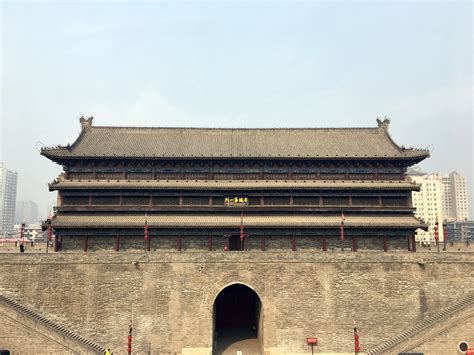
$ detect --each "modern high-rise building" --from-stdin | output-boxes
[16,201,39,224]
[444,220,473,242]
[408,170,445,243]
[441,176,453,220]
[442,172,469,221]
[0,162,18,233]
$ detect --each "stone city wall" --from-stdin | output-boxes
[0,252,473,354]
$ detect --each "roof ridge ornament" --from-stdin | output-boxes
[376,117,390,131]
[80,115,94,130]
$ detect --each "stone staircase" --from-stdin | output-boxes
[0,294,105,354]
[367,292,474,354]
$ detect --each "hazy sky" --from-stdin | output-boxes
[1,1,473,219]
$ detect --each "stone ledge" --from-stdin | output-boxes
[0,251,472,265]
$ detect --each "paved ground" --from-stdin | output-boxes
[215,328,261,355]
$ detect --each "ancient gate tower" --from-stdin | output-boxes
[35,117,440,354]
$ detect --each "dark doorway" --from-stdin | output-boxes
[213,284,262,354]
[228,235,242,251]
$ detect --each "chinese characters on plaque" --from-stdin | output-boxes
[224,197,249,207]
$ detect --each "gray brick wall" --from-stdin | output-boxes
[0,253,473,354]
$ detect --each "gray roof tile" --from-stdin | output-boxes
[41,123,429,160]
[50,178,420,191]
[52,214,424,229]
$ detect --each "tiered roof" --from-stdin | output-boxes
[50,178,420,191]
[41,118,429,161]
[52,214,425,229]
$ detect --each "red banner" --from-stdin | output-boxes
[144,222,149,241]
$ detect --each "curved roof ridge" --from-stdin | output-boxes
[89,125,380,131]
[381,127,404,153]
[69,127,87,151]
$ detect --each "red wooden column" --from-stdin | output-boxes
[383,235,388,252]
[352,235,357,252]
[407,235,411,251]
[83,235,88,252]
[54,233,59,252]
[208,233,213,251]
[411,235,417,252]
[177,234,182,251]
[115,234,120,251]
[291,235,296,251]
[322,236,327,251]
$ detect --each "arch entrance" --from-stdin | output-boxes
[213,284,263,354]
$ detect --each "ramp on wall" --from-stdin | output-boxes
[0,294,105,354]
[368,293,474,354]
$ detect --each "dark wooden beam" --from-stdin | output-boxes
[352,235,357,252]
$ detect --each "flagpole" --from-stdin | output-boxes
[240,212,244,251]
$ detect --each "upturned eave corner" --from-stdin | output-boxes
[376,117,430,163]
[415,217,429,231]
[40,116,92,161]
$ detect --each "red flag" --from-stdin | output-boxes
[354,325,360,353]
[47,224,53,241]
[144,220,149,241]
[340,212,345,241]
[127,320,132,355]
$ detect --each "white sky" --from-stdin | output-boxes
[1,1,472,218]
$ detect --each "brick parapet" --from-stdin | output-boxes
[1,251,473,353]
[0,250,473,265]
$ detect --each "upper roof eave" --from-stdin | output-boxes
[39,120,430,163]
[40,151,430,161]
[49,179,421,191]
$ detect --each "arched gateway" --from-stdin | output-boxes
[213,284,263,354]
